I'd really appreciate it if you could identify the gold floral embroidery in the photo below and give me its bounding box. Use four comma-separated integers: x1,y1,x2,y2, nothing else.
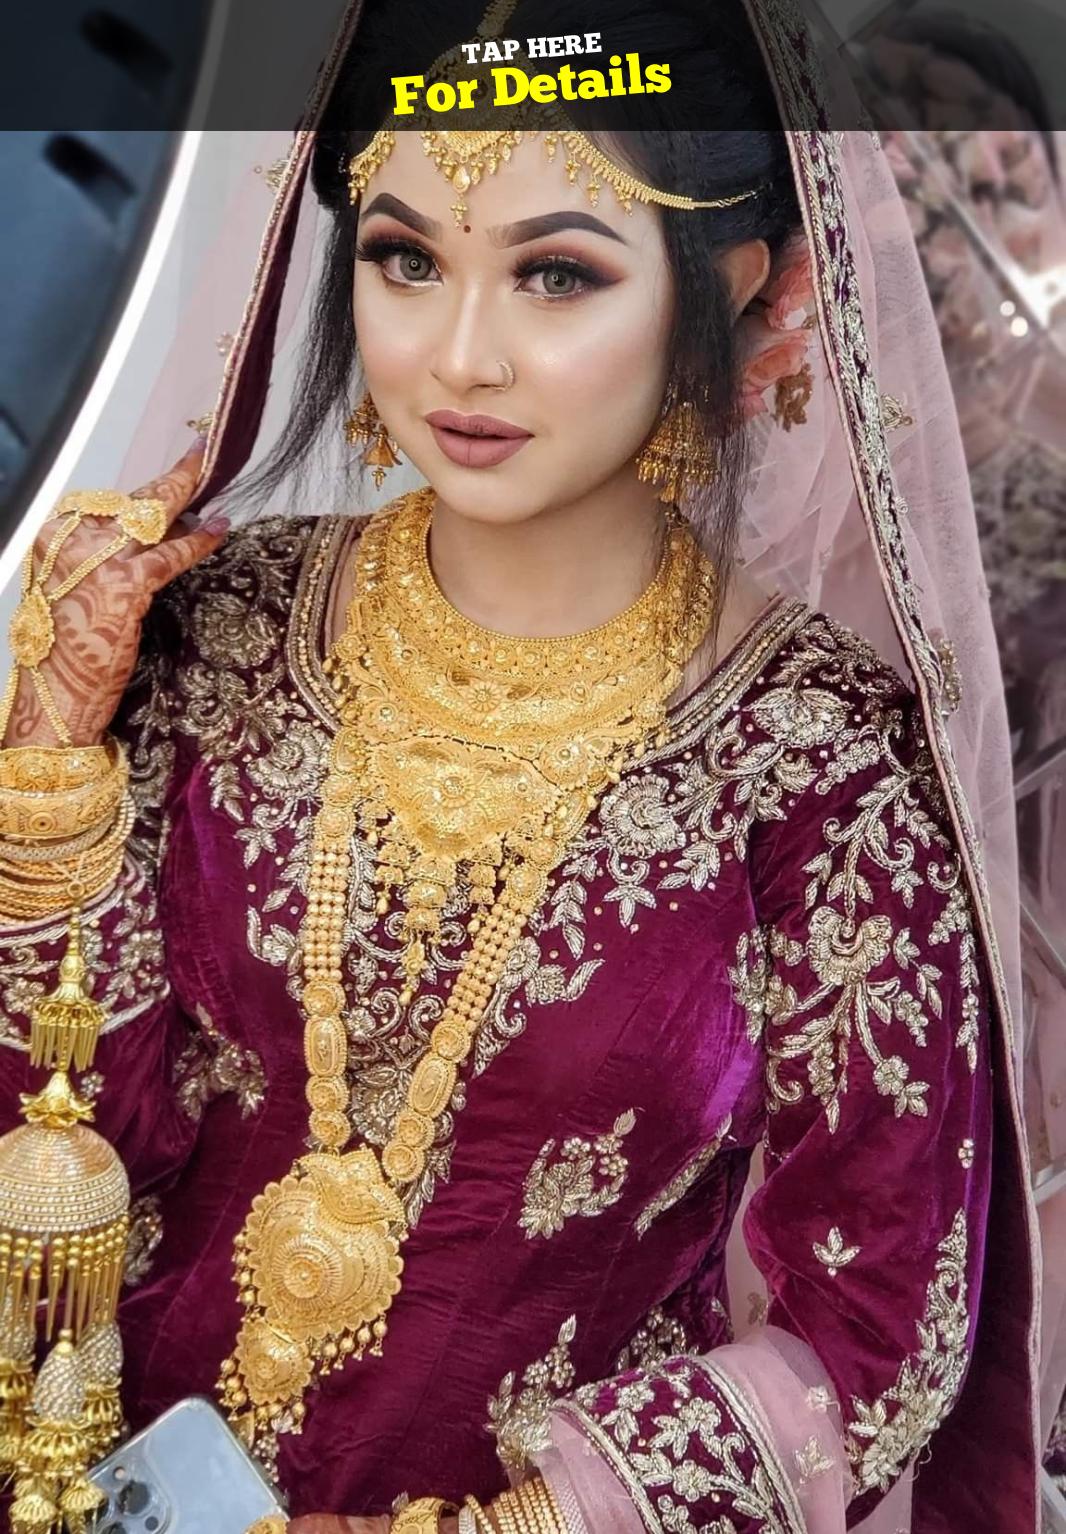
568,1356,805,1534
634,1115,733,1239
487,1316,578,1474
795,1435,835,1484
958,1138,974,1169
880,393,915,432
520,1111,637,1239
0,844,167,1047
845,1209,970,1492
930,634,962,716
774,364,813,430
123,1194,164,1287
614,1306,690,1373
754,657,983,1131
812,1226,861,1278
174,1004,267,1123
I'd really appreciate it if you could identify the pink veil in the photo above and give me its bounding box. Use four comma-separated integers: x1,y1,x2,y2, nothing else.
3,0,1040,1527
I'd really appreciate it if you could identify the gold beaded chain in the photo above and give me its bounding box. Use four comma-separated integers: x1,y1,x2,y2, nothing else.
217,489,716,1470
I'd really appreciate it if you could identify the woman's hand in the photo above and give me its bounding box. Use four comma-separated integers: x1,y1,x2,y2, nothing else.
2,442,228,749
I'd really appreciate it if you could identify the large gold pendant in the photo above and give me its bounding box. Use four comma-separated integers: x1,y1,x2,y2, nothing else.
219,1150,404,1459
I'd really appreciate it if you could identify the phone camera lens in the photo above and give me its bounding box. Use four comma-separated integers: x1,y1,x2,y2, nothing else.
118,1482,151,1516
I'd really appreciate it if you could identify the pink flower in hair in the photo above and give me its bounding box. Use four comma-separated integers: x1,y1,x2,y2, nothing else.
737,239,817,423
738,328,811,421
761,245,815,332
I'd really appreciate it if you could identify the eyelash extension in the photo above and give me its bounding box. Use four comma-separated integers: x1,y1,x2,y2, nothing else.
355,236,611,296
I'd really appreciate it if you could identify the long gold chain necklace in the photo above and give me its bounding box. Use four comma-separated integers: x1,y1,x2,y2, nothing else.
217,489,716,1468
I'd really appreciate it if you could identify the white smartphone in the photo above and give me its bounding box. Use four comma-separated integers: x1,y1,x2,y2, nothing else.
88,1396,286,1533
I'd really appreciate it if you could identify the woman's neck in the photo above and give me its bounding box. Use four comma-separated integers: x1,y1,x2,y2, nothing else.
427,475,666,639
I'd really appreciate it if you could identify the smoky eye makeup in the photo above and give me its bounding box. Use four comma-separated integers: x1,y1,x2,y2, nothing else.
355,228,623,300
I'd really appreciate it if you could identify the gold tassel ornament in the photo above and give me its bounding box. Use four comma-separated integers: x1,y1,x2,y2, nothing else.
10,1332,106,1534
0,1290,34,1474
0,913,130,1532
76,1323,124,1462
29,915,105,1074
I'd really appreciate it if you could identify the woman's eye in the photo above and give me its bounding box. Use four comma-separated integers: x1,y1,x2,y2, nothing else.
518,260,603,299
357,238,440,287
356,239,606,299
384,249,437,284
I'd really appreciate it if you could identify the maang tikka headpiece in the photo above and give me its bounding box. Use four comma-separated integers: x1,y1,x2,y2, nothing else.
347,2,762,225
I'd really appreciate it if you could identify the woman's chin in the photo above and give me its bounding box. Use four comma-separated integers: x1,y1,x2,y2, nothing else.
415,458,556,527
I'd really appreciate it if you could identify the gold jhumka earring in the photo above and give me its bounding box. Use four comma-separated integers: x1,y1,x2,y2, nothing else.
345,393,402,489
636,397,719,505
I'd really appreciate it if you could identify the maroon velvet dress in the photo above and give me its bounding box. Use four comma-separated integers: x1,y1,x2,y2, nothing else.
0,514,1006,1527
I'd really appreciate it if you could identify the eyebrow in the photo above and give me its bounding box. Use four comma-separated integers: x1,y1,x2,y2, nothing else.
360,194,627,250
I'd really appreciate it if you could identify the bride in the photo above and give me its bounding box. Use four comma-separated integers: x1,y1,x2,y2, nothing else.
0,1,1039,1530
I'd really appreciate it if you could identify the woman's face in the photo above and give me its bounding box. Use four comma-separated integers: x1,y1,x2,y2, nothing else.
352,133,675,526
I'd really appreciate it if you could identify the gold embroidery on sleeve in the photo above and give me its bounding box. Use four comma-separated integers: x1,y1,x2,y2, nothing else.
795,1435,835,1483
812,1226,861,1278
519,1111,637,1239
634,1115,733,1238
567,1356,807,1534
614,1306,690,1372
123,1194,164,1287
174,1003,267,1122
487,1316,578,1474
845,1209,969,1492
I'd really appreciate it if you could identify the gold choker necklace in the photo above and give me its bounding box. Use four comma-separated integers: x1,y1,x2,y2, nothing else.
218,489,716,1467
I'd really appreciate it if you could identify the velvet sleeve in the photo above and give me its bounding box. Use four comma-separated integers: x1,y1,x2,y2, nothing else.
0,601,206,1198
539,671,993,1533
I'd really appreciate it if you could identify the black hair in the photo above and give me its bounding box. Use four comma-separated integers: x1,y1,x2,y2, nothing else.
228,0,801,597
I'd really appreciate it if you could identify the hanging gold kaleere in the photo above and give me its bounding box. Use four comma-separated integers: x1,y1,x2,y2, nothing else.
29,914,104,1073
0,913,130,1533
217,489,717,1470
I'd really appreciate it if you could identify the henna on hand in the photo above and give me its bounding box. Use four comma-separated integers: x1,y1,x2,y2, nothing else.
2,444,229,749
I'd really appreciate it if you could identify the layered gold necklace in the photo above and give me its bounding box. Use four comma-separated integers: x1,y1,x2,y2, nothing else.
217,488,716,1466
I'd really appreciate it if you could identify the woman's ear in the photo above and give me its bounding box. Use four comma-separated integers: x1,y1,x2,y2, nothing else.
718,238,772,315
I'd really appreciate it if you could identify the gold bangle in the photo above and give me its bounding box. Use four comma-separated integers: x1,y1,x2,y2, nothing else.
0,741,113,793
463,1495,497,1534
0,794,129,872
0,794,131,918
0,740,128,839
537,1479,568,1534
0,818,111,864
516,1482,552,1534
525,1478,566,1534
391,1497,448,1534
489,1491,522,1534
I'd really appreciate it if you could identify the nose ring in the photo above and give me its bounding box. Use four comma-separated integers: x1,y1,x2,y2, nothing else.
493,360,516,392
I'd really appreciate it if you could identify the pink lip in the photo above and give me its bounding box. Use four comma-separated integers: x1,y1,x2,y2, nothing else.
426,410,529,438
425,409,533,469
